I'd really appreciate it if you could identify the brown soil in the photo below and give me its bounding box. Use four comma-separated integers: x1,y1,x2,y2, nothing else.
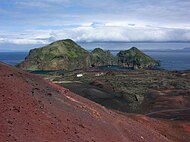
0,62,189,142
143,89,190,120
128,114,190,142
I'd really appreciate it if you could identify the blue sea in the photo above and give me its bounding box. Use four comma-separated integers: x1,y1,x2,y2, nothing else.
0,42,190,70
0,52,28,66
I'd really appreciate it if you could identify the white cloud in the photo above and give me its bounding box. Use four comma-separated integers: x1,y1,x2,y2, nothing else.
1,0,190,52
1,23,190,45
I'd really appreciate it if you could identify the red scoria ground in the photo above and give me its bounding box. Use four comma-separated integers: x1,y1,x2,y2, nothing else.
0,62,189,142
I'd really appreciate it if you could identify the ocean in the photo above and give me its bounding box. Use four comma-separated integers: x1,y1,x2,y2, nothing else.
0,42,190,70
0,52,28,66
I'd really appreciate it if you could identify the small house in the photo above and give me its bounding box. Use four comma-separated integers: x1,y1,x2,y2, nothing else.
76,74,83,77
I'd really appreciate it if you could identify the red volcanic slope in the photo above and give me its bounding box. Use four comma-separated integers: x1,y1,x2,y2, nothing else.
0,62,188,142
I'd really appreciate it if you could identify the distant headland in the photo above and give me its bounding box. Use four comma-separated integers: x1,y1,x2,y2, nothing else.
16,39,159,71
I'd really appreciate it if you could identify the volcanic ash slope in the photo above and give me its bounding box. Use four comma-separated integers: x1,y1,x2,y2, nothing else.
0,62,181,142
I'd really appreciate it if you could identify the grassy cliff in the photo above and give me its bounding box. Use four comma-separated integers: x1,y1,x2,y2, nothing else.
17,40,159,71
90,48,117,67
17,39,91,71
117,47,159,69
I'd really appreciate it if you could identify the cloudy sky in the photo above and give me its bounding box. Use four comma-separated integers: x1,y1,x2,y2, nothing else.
1,0,190,46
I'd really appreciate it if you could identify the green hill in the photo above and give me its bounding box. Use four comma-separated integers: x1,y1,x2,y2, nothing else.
17,40,159,71
117,47,160,69
90,48,117,67
17,39,91,71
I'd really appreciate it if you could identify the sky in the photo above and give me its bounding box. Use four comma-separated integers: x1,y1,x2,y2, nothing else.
0,0,190,49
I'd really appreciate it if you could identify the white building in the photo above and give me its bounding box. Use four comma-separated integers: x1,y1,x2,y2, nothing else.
76,74,83,77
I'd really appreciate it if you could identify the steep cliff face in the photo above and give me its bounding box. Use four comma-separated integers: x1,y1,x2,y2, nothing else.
90,48,117,67
117,47,160,69
17,39,91,71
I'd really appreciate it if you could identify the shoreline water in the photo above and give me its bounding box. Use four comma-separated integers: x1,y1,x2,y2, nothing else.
0,40,190,71
1,50,190,70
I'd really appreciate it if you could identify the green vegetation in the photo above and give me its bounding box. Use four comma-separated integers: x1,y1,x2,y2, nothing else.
17,39,159,71
117,47,159,69
57,69,190,112
17,39,91,71
90,48,117,66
